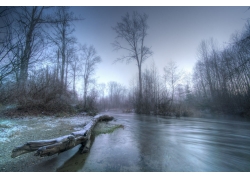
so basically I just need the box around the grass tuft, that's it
[94,123,124,136]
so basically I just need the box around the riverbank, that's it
[0,115,91,172]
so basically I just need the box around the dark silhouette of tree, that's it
[163,61,184,108]
[112,11,153,113]
[68,47,80,100]
[46,7,82,91]
[107,81,127,109]
[192,22,250,116]
[14,7,47,84]
[0,7,15,83]
[79,44,101,110]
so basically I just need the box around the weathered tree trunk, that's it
[11,114,114,158]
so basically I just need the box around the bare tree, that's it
[79,44,101,110]
[13,7,49,84]
[96,83,107,110]
[0,7,15,83]
[192,21,250,116]
[163,61,183,107]
[107,81,127,109]
[46,7,81,91]
[112,11,153,113]
[69,50,80,99]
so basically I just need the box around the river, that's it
[27,112,250,172]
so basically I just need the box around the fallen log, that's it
[11,114,114,158]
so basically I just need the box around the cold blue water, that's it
[27,112,250,172]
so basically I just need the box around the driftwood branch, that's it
[11,114,114,158]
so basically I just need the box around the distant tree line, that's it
[1,8,250,118]
[110,10,250,118]
[111,11,192,116]
[192,22,250,117]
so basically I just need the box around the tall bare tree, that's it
[0,7,15,83]
[192,21,250,115]
[163,61,183,107]
[79,44,101,110]
[46,7,81,91]
[69,49,80,99]
[14,7,48,84]
[107,81,127,109]
[112,11,153,113]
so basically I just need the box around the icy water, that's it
[29,113,250,172]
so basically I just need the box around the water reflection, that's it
[26,113,250,171]
[56,138,94,172]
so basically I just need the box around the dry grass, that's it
[94,122,124,136]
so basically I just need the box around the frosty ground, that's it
[0,115,92,172]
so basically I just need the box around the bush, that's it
[0,68,77,116]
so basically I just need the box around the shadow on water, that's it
[24,144,83,172]
[56,122,124,172]
[56,135,95,172]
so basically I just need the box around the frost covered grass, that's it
[0,115,93,172]
[0,115,91,143]
[0,120,27,142]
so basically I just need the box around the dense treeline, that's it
[109,11,250,117]
[0,7,102,114]
[111,11,193,116]
[192,22,250,117]
[0,7,249,118]
[126,61,192,116]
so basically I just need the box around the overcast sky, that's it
[67,6,250,87]
[2,3,249,88]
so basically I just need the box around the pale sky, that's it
[71,6,250,87]
[1,2,250,88]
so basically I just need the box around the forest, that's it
[1,6,250,118]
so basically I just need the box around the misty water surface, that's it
[27,113,250,172]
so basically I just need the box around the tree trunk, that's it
[73,65,76,100]
[137,64,142,113]
[65,55,69,90]
[83,78,88,109]
[19,26,33,84]
[60,26,66,91]
[18,7,44,85]
[11,114,114,158]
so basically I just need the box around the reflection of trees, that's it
[133,115,169,171]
